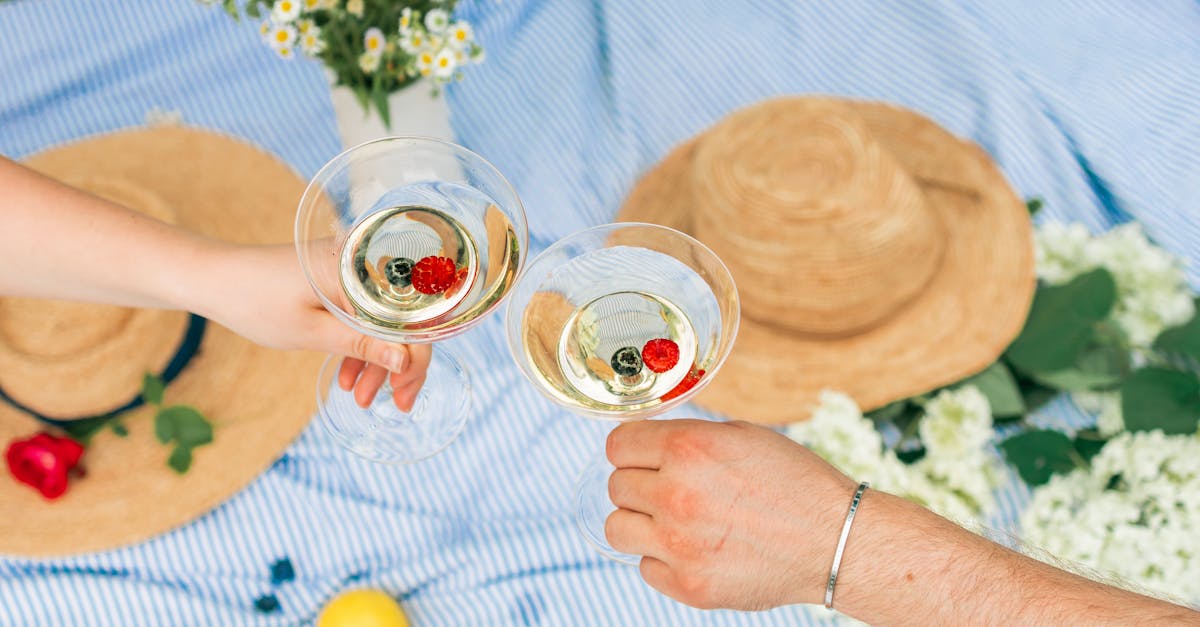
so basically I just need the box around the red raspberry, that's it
[661,368,705,402]
[641,338,680,373]
[410,256,457,295]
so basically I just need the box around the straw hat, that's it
[0,126,324,556]
[618,97,1035,424]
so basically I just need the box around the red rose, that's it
[5,432,85,499]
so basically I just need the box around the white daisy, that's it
[358,51,381,74]
[345,0,364,17]
[363,27,386,56]
[398,7,414,34]
[300,30,325,55]
[266,24,297,50]
[399,29,426,54]
[424,8,450,33]
[302,0,320,10]
[432,47,457,78]
[415,49,435,77]
[276,45,295,60]
[258,19,271,38]
[296,18,315,34]
[446,22,473,49]
[270,0,301,23]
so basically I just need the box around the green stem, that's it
[1067,447,1089,469]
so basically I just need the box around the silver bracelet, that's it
[824,481,869,611]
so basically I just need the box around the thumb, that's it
[312,315,409,372]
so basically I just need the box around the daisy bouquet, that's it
[202,0,483,126]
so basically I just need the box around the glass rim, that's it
[504,221,740,420]
[295,135,529,343]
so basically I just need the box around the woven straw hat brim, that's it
[0,126,324,557]
[618,99,1035,424]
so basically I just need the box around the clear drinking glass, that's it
[504,223,739,560]
[297,137,527,464]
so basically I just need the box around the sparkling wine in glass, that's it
[505,223,739,560]
[297,137,527,464]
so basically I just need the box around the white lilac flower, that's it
[446,22,473,49]
[345,0,364,18]
[300,30,325,55]
[1035,221,1194,347]
[1072,390,1124,436]
[270,0,301,23]
[363,27,386,56]
[1021,430,1200,603]
[399,28,426,54]
[266,23,297,50]
[432,48,457,79]
[296,18,315,35]
[425,8,450,33]
[918,386,993,460]
[398,7,414,34]
[358,51,381,74]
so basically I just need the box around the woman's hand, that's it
[187,243,430,411]
[604,419,857,610]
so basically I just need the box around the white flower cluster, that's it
[1021,430,1200,603]
[395,7,484,83]
[786,388,1006,525]
[1035,222,1194,347]
[260,0,334,59]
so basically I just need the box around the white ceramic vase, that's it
[327,73,455,147]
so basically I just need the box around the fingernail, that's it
[383,348,406,372]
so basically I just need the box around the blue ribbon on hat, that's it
[0,314,208,428]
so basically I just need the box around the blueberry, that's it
[384,257,415,287]
[254,594,281,614]
[611,346,644,377]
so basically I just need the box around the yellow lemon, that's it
[317,589,409,627]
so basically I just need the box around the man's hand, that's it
[605,419,856,610]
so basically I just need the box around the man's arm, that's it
[604,419,1198,624]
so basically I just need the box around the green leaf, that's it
[1120,367,1200,435]
[352,85,370,112]
[371,78,391,129]
[1006,359,1060,414]
[142,373,165,406]
[1026,197,1044,216]
[1031,344,1129,391]
[167,446,194,474]
[1153,300,1200,362]
[866,400,909,423]
[1001,430,1080,486]
[957,362,1025,417]
[156,406,214,448]
[222,0,239,19]
[110,420,129,438]
[60,415,118,445]
[896,447,926,465]
[245,1,262,18]
[1005,269,1117,375]
[154,411,174,444]
[1072,429,1107,463]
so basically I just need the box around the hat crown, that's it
[692,99,946,336]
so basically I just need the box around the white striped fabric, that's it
[1,0,1197,626]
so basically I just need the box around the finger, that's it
[353,363,390,408]
[606,418,711,470]
[605,508,659,557]
[388,344,431,389]
[338,358,366,391]
[609,467,661,515]
[314,315,409,372]
[391,370,427,413]
[638,555,675,596]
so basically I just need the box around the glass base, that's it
[316,345,470,464]
[575,453,641,565]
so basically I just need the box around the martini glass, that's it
[296,137,527,463]
[504,223,739,560]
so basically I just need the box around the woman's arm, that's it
[0,156,427,410]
